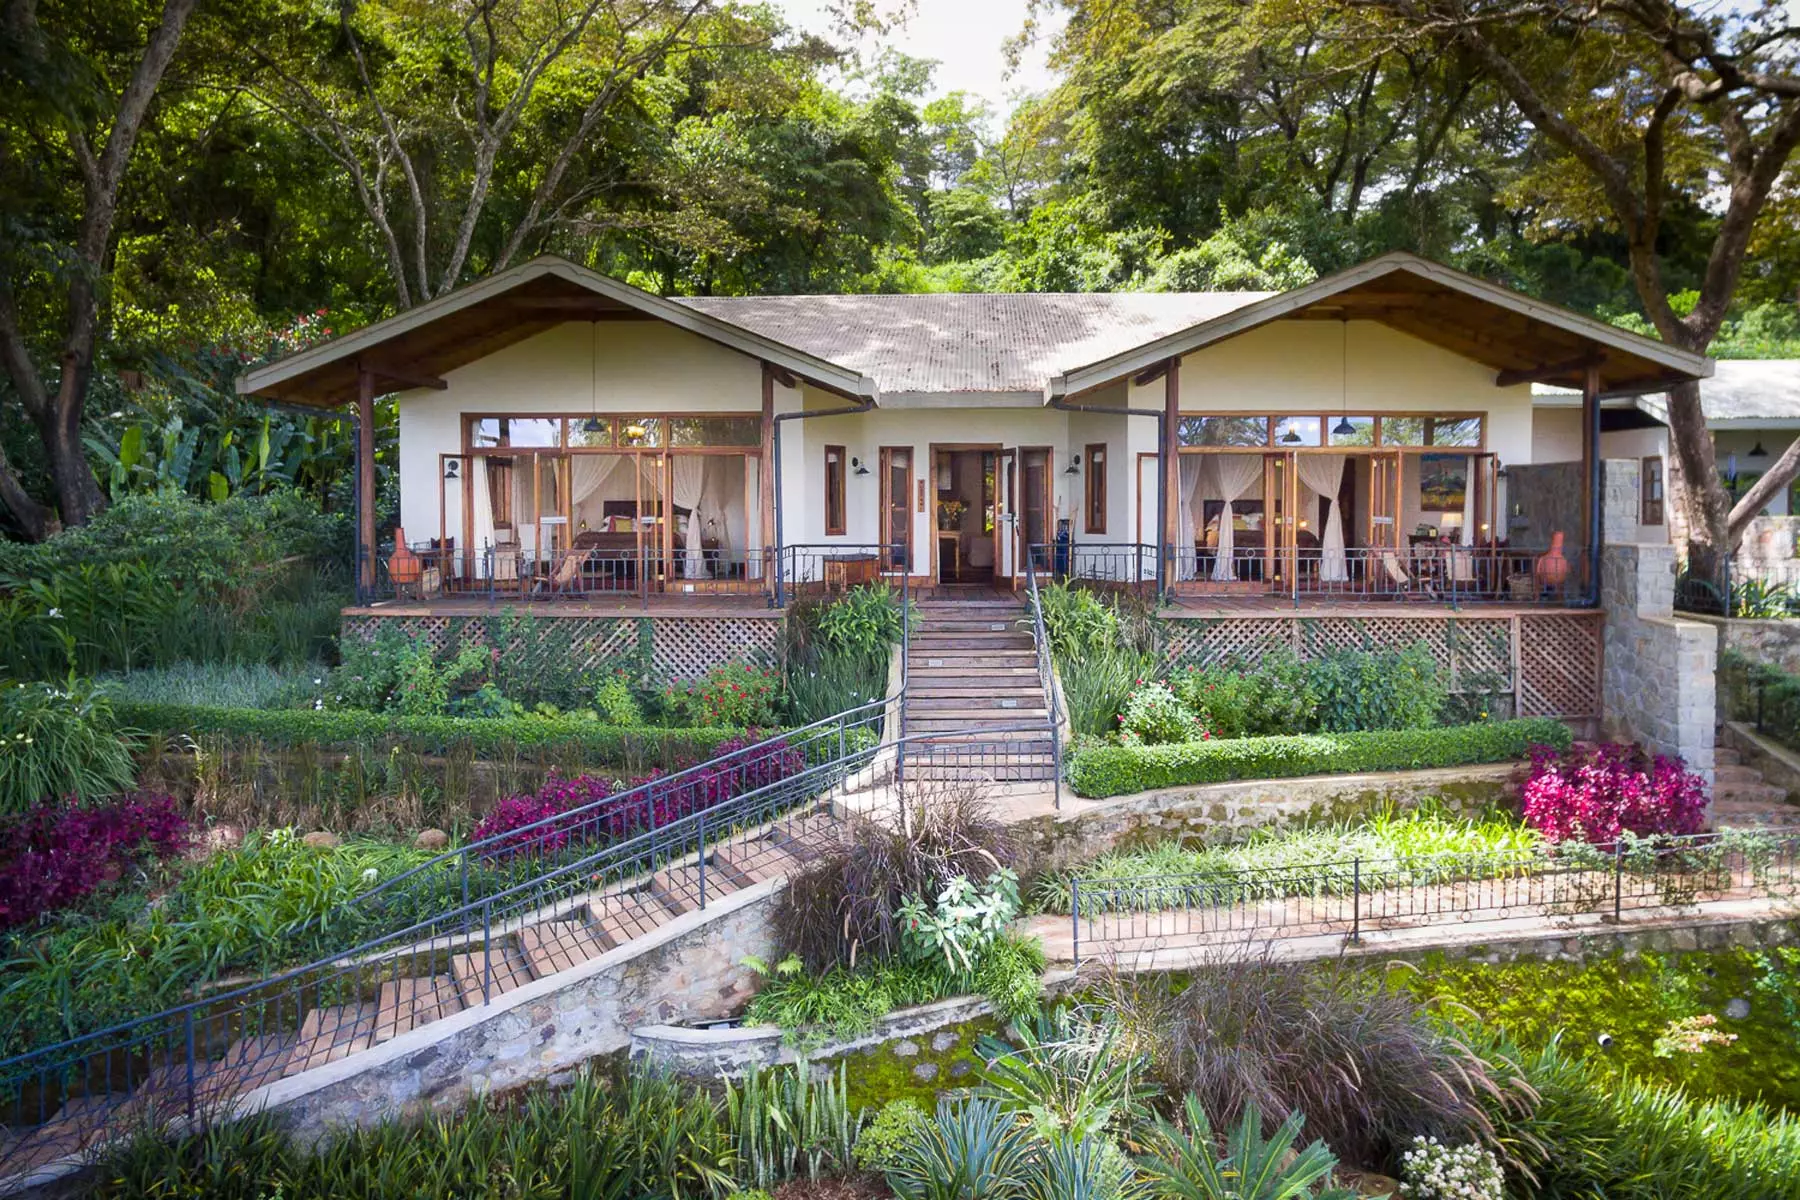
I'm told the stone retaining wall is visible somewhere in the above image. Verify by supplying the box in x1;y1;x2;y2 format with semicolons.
1601;543;1716;782
1012;763;1518;869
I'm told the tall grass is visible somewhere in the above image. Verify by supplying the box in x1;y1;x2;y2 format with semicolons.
1032;801;1541;911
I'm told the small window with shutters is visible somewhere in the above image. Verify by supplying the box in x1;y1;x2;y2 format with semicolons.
1085;444;1107;533
1641;456;1665;526
825;445;847;536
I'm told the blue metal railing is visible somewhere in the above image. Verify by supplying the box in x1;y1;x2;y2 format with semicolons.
1022;549;1064;807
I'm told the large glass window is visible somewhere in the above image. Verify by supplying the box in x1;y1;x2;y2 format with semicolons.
1179;416;1269;447
1273;416;1321;446
1379;415;1483;446
824;445;846;536
1327;416;1376;446
468;417;563;448
1381;416;1428;446
670;416;760;447
1430;417;1483;447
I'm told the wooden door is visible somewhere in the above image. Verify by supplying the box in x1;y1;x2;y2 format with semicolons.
994;448;1018;587
1368;452;1400;549
879;447;913;573
1020;448;1051;575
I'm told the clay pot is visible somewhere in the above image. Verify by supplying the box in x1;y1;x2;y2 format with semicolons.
1535;530;1570;588
388;526;423;585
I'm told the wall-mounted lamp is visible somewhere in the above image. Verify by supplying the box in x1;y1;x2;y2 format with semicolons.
443;459;460;480
851;456;871;477
1065;453;1082;476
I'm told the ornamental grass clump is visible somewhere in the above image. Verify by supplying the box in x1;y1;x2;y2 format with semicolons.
1520;741;1709;844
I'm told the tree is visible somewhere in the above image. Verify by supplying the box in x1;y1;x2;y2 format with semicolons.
1361;0;1800;571
0;0;202;538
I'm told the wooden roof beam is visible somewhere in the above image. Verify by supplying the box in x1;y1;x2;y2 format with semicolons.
1495;352;1606;388
1133;358;1175;387
359;361;448;392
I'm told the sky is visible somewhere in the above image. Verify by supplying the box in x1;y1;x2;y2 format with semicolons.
769;0;1065;117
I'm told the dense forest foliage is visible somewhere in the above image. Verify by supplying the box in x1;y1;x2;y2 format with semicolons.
2;0;1798;551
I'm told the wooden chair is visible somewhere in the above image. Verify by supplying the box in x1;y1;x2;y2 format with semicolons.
490;525;521;594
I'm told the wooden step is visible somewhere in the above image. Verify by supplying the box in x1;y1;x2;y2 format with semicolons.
373;975;462;1042
915;601;1026;613
907;728;1056;744
517;923;609;977
906;709;1048;725
4;1096;111;1171
284;1002;377;1076
136;1032;299;1111
912;635;1035;650
449;947;534;1008
1714;781;1789;804
907;692;1045;710
908;656;1038;671
1715;746;1742;767
903;764;1058;782
924;618;1026;634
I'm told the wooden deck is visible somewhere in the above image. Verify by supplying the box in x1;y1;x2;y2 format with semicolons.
343;593;782;619
1165;594;1599;618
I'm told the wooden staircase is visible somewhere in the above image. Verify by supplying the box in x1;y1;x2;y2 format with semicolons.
2;811;845;1175
903;599;1057;782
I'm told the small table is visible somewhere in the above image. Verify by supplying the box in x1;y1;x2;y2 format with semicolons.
935;530;961;581
823;553;880;593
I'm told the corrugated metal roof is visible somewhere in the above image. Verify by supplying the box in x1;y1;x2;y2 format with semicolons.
675;292;1268;394
1539;360;1800;423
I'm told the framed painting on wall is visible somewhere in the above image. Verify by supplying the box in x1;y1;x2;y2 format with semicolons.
1418;453;1467;512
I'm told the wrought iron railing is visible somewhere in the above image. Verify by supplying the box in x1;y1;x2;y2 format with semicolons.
1067;831;1800;964
1678;560;1800;619
773;543;907;608
1022;550;1065;805
356;542;777;607
1164;542;1588;607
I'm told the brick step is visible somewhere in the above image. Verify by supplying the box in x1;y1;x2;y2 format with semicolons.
449;946;534;1008
587;889;680;944
285;1002;377;1076
713;840;801;885
1714;782;1789;804
1715;763;1765;785
373;974;462;1043
1715;746;1742;767
517;922;610;975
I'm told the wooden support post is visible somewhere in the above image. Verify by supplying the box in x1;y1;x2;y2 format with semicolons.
761;364;777;597
357;366;377;592
1161;357;1180;573
1581;362;1601;591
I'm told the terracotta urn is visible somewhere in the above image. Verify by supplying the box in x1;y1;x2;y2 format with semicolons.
1534;530;1570;589
388;527;423;585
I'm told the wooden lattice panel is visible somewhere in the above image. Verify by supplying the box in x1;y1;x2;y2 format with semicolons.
1163;618;1294;670
1518;613;1602;719
1300;617;1453;671
1447;618;1513;693
650;618;780;680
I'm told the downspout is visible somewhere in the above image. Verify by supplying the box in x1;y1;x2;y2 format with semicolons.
1585;369;1603;608
771;394;876;607
1047;391;1169;594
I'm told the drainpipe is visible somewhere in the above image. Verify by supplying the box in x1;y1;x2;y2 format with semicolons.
1585;366;1604;608
771;395;876;606
1047;392;1168;594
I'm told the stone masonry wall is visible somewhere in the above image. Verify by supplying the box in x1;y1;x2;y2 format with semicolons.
244;884;781;1146
1601;542;1716;781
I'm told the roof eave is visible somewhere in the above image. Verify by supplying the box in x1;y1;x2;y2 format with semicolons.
1047;253;1715;397
236;257;878;404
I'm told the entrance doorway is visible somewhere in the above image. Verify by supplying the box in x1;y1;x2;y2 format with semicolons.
930;447;997;585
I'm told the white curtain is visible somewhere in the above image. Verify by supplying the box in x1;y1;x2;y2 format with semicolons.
672;456;708;578
1461;455;1479;546
1175;457;1203;580
569;454;629;517
1294;453;1349;582
746;457;764;580
1209;454;1264;583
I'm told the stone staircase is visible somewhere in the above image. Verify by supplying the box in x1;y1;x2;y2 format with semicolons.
1709;743;1800;830
903;599;1056;782
2;809;845;1175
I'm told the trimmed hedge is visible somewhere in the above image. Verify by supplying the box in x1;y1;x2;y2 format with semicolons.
114;700;758;762
1065;718;1572;799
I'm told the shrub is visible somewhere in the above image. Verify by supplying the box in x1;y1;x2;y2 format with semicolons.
1035;581;1120;662
99;662;318;710
855;1100;932;1173
329;626;489;716
1172;650;1317;739
1520;742;1709;844
468;792;581;860
1116;679;1207;746
817;582;909;656
0;793;189;929
1307;641;1447;732
784;645;888;726
743;954;951;1042
0;676;140;813
898;869;1022;975
974;1009;1150;1142
884;1097;1032;1200
772;783;1016;971
665;663;784;728
1092;952;1525;1172
595;670;645;726
1061;642;1156;739
1065;718;1570;798
1399;1137;1505;1200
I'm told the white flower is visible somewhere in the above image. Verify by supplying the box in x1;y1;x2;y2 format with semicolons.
361;867;379;885
46;608;61;619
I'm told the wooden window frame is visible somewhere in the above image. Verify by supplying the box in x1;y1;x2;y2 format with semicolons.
824;444;847;536
1084;443;1107;533
1173;410;1487;451
1641;455;1665;526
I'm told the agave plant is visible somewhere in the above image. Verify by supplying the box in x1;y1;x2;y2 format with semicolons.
723;1060;863;1188
975;1008;1154;1142
885;1097;1034;1200
1020;1134;1139;1200
1135;1095;1362;1200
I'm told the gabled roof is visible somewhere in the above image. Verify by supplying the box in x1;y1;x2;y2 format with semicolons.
1637;359;1800;426
236;257;878;407
675;292;1266;395
1048;252;1714;399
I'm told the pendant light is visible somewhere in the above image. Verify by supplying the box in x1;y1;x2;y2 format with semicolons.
1332;319;1355;437
1751;440;1769;459
582;320;604;435
1280;426;1303;444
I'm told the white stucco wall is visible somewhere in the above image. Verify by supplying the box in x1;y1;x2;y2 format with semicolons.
1533;406;1584;464
392;314;1562;574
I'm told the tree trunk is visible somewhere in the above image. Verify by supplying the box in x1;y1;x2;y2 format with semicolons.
1663;377;1730;579
46;357;106;527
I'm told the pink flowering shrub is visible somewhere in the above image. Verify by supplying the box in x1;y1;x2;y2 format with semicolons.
0;793;189;930
1520;742;1709;845
471;733;805;860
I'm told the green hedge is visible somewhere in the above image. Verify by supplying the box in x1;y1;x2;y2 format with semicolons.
1065;718;1571;799
115;700;762;762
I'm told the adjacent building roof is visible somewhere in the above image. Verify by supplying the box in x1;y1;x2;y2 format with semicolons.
675;292;1266;395
1638;359;1800;426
